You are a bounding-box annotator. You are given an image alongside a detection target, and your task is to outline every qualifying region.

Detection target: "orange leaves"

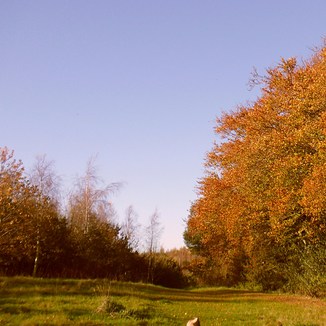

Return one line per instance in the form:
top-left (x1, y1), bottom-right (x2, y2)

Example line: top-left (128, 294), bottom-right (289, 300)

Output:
top-left (301, 164), bottom-right (326, 217)
top-left (185, 43), bottom-right (326, 286)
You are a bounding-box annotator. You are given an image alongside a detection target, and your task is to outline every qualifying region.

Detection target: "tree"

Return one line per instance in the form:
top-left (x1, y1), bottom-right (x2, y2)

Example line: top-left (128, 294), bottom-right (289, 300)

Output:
top-left (121, 205), bottom-right (141, 251)
top-left (185, 44), bottom-right (326, 293)
top-left (145, 209), bottom-right (163, 282)
top-left (67, 157), bottom-right (132, 278)
top-left (68, 156), bottom-right (120, 232)
top-left (29, 155), bottom-right (64, 277)
top-left (29, 154), bottom-right (61, 208)
top-left (0, 147), bottom-right (38, 275)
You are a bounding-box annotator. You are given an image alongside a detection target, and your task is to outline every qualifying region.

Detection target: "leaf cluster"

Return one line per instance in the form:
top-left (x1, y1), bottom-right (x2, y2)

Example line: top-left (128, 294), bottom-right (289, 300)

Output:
top-left (0, 148), bottom-right (189, 288)
top-left (185, 45), bottom-right (326, 295)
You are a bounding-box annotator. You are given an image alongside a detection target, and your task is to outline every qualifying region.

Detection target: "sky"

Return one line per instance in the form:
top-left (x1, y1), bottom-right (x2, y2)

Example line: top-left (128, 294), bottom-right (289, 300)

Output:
top-left (1, 0), bottom-right (325, 249)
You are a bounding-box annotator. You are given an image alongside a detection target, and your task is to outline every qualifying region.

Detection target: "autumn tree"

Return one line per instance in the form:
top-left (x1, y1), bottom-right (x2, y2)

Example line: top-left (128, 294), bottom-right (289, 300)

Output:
top-left (0, 149), bottom-right (68, 277)
top-left (165, 246), bottom-right (194, 268)
top-left (29, 155), bottom-right (66, 277)
top-left (185, 44), bottom-right (326, 294)
top-left (0, 149), bottom-right (190, 286)
top-left (0, 147), bottom-right (38, 275)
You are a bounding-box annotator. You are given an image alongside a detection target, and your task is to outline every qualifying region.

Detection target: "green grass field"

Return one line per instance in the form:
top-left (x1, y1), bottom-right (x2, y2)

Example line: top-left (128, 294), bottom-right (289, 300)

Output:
top-left (0, 277), bottom-right (325, 325)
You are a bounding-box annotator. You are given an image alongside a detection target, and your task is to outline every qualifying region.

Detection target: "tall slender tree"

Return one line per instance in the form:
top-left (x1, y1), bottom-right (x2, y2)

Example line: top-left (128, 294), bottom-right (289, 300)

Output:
top-left (121, 205), bottom-right (141, 251)
top-left (145, 209), bottom-right (163, 282)
top-left (68, 157), bottom-right (120, 232)
top-left (29, 155), bottom-right (62, 277)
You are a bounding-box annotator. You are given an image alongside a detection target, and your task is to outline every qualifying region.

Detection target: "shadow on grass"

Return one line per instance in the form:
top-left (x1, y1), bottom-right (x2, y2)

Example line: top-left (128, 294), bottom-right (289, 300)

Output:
top-left (3, 277), bottom-right (314, 307)
top-left (0, 299), bottom-right (91, 320)
top-left (0, 276), bottom-right (263, 306)
top-left (109, 282), bottom-right (259, 304)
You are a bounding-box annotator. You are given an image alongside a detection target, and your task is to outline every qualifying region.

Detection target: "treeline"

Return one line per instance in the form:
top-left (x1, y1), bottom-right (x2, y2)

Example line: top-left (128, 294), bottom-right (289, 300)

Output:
top-left (184, 44), bottom-right (326, 296)
top-left (0, 149), bottom-right (189, 288)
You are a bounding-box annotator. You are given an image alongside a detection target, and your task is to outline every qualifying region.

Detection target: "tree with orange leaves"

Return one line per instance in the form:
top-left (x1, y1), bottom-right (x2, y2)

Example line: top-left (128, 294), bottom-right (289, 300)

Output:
top-left (185, 44), bottom-right (326, 295)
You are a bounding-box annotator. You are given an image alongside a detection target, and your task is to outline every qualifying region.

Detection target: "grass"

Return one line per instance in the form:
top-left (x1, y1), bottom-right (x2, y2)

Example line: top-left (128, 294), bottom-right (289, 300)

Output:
top-left (0, 277), bottom-right (325, 325)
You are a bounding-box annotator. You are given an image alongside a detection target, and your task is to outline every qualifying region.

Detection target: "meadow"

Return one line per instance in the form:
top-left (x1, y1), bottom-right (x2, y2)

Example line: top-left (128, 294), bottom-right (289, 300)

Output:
top-left (0, 277), bottom-right (325, 325)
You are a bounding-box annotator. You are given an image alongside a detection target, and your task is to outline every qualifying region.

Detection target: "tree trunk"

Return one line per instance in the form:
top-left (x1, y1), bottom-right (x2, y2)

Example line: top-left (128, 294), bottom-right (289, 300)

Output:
top-left (32, 230), bottom-right (40, 277)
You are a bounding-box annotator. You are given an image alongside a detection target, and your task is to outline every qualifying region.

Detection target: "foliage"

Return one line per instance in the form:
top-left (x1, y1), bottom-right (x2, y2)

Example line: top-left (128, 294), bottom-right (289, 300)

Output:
top-left (0, 147), bottom-right (36, 274)
top-left (148, 252), bottom-right (190, 288)
top-left (0, 148), bottom-right (188, 288)
top-left (185, 44), bottom-right (326, 295)
top-left (285, 242), bottom-right (326, 297)
top-left (0, 148), bottom-right (65, 276)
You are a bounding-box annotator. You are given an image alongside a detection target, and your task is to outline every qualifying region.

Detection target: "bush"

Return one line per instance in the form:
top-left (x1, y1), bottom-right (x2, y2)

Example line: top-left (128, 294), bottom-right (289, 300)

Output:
top-left (285, 243), bottom-right (326, 297)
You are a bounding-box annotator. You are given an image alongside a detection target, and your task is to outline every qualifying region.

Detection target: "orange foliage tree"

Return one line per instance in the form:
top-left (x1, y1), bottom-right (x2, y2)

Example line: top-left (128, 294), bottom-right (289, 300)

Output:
top-left (185, 45), bottom-right (326, 294)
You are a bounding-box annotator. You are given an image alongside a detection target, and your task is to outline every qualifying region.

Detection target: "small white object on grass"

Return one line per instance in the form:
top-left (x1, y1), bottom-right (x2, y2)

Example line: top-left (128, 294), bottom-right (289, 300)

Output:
top-left (186, 317), bottom-right (200, 326)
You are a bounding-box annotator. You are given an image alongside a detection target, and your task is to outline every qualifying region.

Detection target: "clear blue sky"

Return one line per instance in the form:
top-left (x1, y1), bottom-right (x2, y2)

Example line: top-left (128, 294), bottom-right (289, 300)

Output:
top-left (1, 0), bottom-right (325, 249)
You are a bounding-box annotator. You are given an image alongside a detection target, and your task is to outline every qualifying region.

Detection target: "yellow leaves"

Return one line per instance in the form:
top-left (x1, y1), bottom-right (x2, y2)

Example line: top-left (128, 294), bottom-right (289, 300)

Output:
top-left (300, 164), bottom-right (326, 216)
top-left (185, 44), bottom-right (326, 285)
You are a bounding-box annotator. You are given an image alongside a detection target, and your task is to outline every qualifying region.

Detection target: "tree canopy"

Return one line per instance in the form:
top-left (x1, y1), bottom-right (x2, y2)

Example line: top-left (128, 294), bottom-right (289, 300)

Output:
top-left (0, 148), bottom-right (189, 288)
top-left (185, 45), bottom-right (326, 295)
